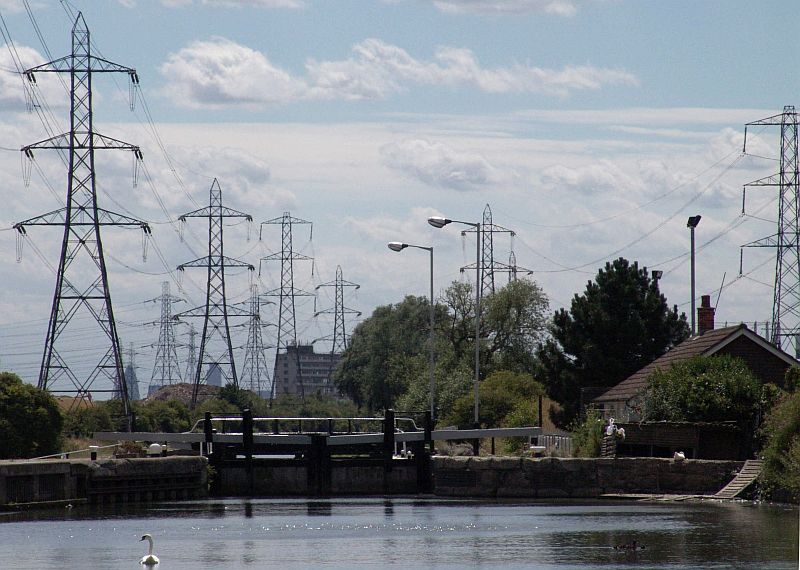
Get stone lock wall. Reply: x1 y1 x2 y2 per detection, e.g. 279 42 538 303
433 456 743 498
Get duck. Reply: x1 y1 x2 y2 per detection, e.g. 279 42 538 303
139 534 160 566
614 539 645 552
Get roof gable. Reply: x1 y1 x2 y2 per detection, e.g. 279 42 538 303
593 325 778 403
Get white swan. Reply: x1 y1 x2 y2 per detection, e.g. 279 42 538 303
139 534 160 566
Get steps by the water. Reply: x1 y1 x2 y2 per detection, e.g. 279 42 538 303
714 459 763 499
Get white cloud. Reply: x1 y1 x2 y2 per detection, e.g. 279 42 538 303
432 0 578 16
380 138 497 191
161 37 638 108
0 44 59 111
159 37 307 109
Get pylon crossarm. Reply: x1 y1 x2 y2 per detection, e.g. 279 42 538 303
263 287 315 297
23 132 141 152
179 256 253 269
261 252 312 262
24 55 135 75
742 234 781 248
747 112 796 127
745 173 782 187
15 207 68 228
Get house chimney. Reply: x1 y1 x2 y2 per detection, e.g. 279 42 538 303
697 295 715 335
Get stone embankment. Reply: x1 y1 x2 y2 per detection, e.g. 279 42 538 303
0 457 207 508
433 456 743 498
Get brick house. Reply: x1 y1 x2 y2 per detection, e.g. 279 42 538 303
593 295 798 423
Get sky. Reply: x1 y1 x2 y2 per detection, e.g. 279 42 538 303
0 0 797 396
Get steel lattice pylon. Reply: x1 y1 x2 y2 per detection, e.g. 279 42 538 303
147 281 184 395
13 13 149 424
742 106 800 353
315 265 361 354
240 284 273 397
175 179 253 406
460 204 532 298
184 324 198 386
260 212 314 401
124 343 140 401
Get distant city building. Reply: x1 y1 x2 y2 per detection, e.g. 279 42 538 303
205 362 223 387
274 344 340 397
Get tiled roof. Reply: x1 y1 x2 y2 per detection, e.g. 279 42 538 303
594 325 746 403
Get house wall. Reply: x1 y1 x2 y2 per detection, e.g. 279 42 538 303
718 336 791 386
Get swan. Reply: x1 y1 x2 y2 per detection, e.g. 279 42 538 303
139 534 160 566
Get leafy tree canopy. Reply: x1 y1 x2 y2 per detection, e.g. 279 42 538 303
643 355 762 425
760 390 800 500
334 278 549 417
537 257 689 427
0 371 63 459
447 370 544 429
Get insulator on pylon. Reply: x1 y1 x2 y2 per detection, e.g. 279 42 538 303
21 150 33 187
741 187 746 215
141 230 150 262
246 219 252 242
132 153 140 188
15 231 24 263
128 74 138 111
739 249 743 275
179 219 185 242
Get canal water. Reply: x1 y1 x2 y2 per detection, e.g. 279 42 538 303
1 498 796 569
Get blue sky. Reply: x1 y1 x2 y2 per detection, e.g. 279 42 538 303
0 0 797 392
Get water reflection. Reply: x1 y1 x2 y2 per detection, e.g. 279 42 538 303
0 498 795 569
306 501 332 517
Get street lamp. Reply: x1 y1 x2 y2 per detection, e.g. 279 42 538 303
387 241 435 420
687 215 701 335
427 216 481 427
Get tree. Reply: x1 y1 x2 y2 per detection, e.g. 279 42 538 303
447 370 544 428
537 257 689 427
334 278 550 416
0 372 63 459
760 391 800 500
643 355 762 426
333 295 449 410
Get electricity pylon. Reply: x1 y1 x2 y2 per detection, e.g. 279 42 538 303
184 324 198 386
147 282 184 396
175 179 253 406
240 284 273 397
742 106 800 353
124 343 140 401
461 204 531 297
260 212 314 401
314 265 361 354
13 13 149 424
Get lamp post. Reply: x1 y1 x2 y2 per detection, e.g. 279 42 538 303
687 215 701 335
428 216 481 427
388 241 435 420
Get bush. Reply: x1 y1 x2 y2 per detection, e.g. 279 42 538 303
760 391 800 500
644 355 762 425
0 372 63 458
447 370 544 429
571 408 604 458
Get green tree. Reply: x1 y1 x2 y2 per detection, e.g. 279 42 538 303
133 399 192 433
643 355 762 426
537 257 689 427
760 391 800 500
0 372 63 459
333 295 448 410
447 370 544 428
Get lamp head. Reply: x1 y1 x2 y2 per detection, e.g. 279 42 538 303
427 216 451 229
687 215 701 228
387 242 407 252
